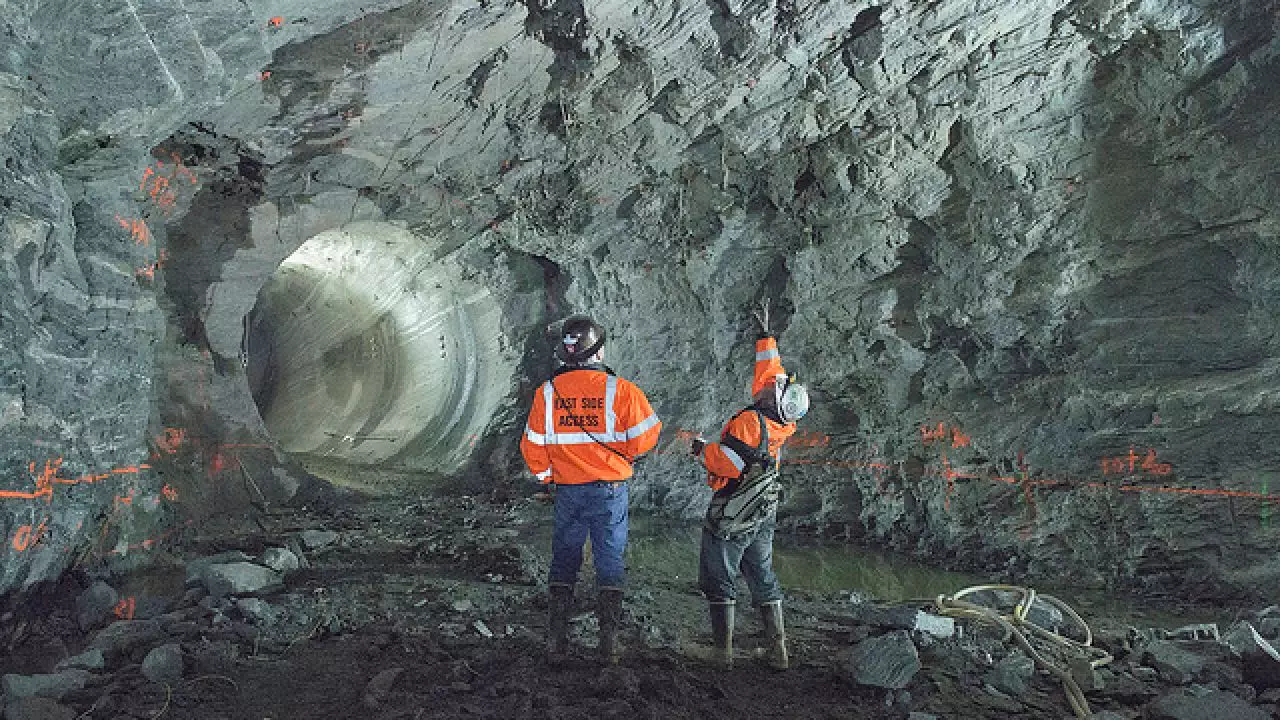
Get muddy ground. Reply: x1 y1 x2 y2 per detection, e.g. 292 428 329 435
0 486 1263 720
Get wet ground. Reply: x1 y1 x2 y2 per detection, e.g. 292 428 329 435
0 487 1253 720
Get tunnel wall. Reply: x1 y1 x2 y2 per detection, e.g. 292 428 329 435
0 0 1277 602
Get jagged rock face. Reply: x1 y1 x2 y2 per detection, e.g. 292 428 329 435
0 0 1277 599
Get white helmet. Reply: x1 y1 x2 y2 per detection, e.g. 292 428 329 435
777 377 810 423
756 374 809 423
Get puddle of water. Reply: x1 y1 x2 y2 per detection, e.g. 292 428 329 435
623 518 1227 628
624 518 980 603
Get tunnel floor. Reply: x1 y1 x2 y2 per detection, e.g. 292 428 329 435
0 490 1243 720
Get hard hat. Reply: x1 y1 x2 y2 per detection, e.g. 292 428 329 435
555 314 606 364
776 375 809 423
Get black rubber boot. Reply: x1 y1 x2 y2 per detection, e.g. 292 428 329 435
547 583 573 662
597 586 624 665
708 600 735 669
759 600 789 670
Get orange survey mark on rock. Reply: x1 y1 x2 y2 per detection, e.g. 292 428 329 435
1100 446 1172 476
113 596 137 621
139 153 198 213
920 421 970 449
114 215 151 246
268 16 284 29
11 518 49 552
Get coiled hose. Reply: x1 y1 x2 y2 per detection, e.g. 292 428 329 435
931 585 1113 720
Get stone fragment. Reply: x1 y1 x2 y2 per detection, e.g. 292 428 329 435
0 670 92 700
361 667 404 708
234 597 278 625
846 630 920 690
74 581 118 631
912 611 955 639
259 547 300 573
297 530 339 549
847 603 919 630
88 619 167 657
185 551 254 587
1143 640 1206 685
54 648 105 671
141 643 184 683
1223 621 1280 690
986 651 1035 697
202 562 283 598
1147 690 1269 720
2 696 77 720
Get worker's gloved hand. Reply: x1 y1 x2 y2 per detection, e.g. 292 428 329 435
752 298 771 338
690 437 707 457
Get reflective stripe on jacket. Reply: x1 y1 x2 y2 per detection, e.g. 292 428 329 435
702 336 796 492
752 336 785 398
520 367 661 485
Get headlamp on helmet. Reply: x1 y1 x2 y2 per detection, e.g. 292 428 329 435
554 314 606 364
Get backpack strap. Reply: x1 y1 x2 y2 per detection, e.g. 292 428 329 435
721 408 771 473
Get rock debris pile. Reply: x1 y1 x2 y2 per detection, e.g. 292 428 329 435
2 493 1279 720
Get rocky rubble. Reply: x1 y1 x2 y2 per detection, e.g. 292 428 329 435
2 493 1279 719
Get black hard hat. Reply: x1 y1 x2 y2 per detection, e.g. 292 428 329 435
555 315 606 364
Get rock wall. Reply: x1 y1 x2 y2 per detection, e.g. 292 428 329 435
0 0 1277 601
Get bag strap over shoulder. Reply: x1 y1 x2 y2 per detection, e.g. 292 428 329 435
721 407 772 474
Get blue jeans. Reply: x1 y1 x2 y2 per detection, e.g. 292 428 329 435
698 519 782 605
549 481 629 588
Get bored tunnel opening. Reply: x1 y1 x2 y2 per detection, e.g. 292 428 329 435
244 222 507 491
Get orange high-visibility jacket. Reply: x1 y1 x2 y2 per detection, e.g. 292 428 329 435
520 367 662 485
700 336 797 491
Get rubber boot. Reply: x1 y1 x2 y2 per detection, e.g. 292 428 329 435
547 583 573 663
708 600 735 669
597 586 624 665
760 600 789 670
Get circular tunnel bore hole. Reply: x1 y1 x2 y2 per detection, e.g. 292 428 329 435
244 221 510 491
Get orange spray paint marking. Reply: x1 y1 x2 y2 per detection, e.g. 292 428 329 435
161 484 179 501
114 215 151 246
268 16 284 28
134 249 168 282
785 431 830 449
138 155 197 213
1100 446 1171 476
921 422 970 449
155 427 187 455
113 597 136 621
259 70 272 81
11 519 49 552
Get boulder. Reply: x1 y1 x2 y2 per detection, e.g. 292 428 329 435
1147 690 1269 720
202 562 282 598
0 670 92 700
986 651 1035 697
185 551 254 587
297 530 339 550
2 697 77 720
259 547 300 573
846 631 921 690
73 581 117 631
1224 622 1280 690
53 649 105 672
1143 640 1207 685
234 597 278 625
141 643 184 683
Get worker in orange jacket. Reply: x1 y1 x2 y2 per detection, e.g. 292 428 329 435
690 300 809 670
520 314 662 665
